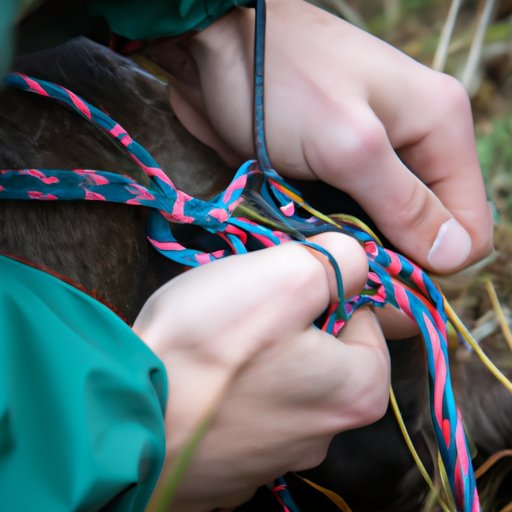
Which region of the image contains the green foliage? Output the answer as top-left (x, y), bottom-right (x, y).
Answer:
top-left (477, 113), bottom-right (512, 220)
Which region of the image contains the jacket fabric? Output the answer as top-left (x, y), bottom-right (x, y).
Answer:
top-left (1, 1), bottom-right (253, 508)
top-left (0, 255), bottom-right (168, 510)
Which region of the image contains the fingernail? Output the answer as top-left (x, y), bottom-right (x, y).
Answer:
top-left (427, 218), bottom-right (472, 272)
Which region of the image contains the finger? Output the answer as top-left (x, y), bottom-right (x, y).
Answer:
top-left (134, 232), bottom-right (368, 362)
top-left (304, 231), bottom-right (368, 303)
top-left (366, 63), bottom-right (493, 272)
top-left (335, 24), bottom-right (493, 270)
top-left (321, 308), bottom-right (390, 429)
top-left (234, 308), bottom-right (390, 433)
top-left (338, 307), bottom-right (386, 351)
top-left (142, 36), bottom-right (246, 167)
top-left (393, 75), bottom-right (493, 269)
top-left (374, 304), bottom-right (419, 339)
top-left (305, 106), bottom-right (481, 274)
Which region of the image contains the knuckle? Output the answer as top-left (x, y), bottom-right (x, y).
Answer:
top-left (366, 386), bottom-right (390, 424)
top-left (328, 234), bottom-right (369, 295)
top-left (431, 73), bottom-right (471, 117)
top-left (308, 232), bottom-right (369, 298)
top-left (352, 352), bottom-right (391, 425)
top-left (326, 348), bottom-right (391, 433)
top-left (343, 235), bottom-right (370, 292)
top-left (303, 256), bottom-right (335, 309)
top-left (392, 180), bottom-right (435, 233)
top-left (341, 116), bottom-right (388, 165)
top-left (297, 442), bottom-right (331, 470)
top-left (279, 243), bottom-right (328, 299)
top-left (315, 111), bottom-right (387, 177)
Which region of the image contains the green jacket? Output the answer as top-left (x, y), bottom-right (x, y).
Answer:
top-left (0, 255), bottom-right (167, 510)
top-left (2, 0), bottom-right (253, 75)
top-left (94, 0), bottom-right (253, 38)
top-left (0, 0), bottom-right (252, 509)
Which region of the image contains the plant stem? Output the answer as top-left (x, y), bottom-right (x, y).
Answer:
top-left (433, 0), bottom-right (462, 71)
top-left (484, 278), bottom-right (512, 351)
top-left (462, 0), bottom-right (497, 94)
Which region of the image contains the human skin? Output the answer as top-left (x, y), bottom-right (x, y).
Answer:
top-left (133, 2), bottom-right (494, 507)
top-left (147, 0), bottom-right (493, 276)
top-left (1, 1), bottom-right (492, 509)
top-left (133, 232), bottom-right (390, 511)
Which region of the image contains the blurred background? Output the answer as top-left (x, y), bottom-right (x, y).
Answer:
top-left (310, 0), bottom-right (512, 221)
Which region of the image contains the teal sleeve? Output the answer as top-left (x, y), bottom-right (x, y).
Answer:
top-left (0, 255), bottom-right (167, 511)
top-left (0, 0), bottom-right (21, 78)
top-left (91, 0), bottom-right (255, 39)
top-left (4, 0), bottom-right (255, 76)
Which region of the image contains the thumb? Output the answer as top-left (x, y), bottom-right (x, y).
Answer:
top-left (305, 112), bottom-right (480, 273)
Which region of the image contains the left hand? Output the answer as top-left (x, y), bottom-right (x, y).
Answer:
top-left (133, 233), bottom-right (390, 510)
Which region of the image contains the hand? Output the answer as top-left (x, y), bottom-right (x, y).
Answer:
top-left (149, 0), bottom-right (493, 274)
top-left (133, 233), bottom-right (389, 510)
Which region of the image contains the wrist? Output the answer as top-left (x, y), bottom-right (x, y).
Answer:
top-left (186, 5), bottom-right (254, 59)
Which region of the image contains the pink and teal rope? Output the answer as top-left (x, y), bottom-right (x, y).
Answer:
top-left (0, 71), bottom-right (479, 511)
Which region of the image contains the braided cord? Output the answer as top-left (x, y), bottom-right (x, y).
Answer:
top-left (0, 6), bottom-right (481, 506)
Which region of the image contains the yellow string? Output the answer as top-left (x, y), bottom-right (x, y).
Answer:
top-left (274, 182), bottom-right (512, 509)
top-left (444, 299), bottom-right (512, 394)
top-left (498, 503), bottom-right (512, 512)
top-left (329, 213), bottom-right (383, 245)
top-left (484, 278), bottom-right (512, 351)
top-left (389, 387), bottom-right (454, 512)
top-left (296, 475), bottom-right (353, 512)
top-left (475, 449), bottom-right (512, 479)
top-left (437, 451), bottom-right (458, 511)
top-left (269, 180), bottom-right (383, 244)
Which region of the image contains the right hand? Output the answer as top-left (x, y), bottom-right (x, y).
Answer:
top-left (134, 232), bottom-right (390, 511)
top-left (150, 0), bottom-right (493, 275)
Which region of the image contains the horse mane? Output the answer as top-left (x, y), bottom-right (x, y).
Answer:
top-left (0, 38), bottom-right (231, 323)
